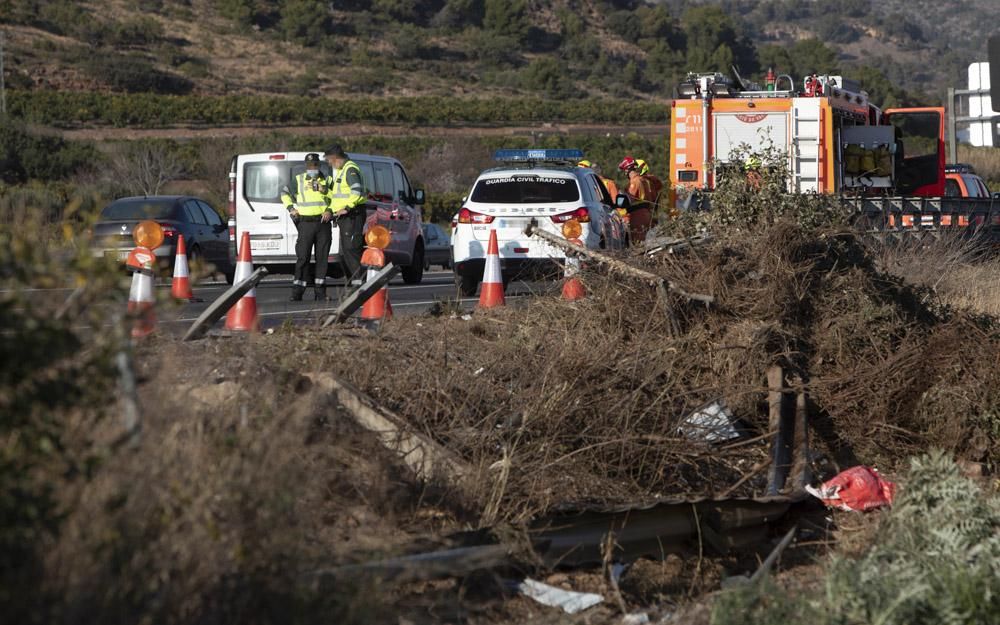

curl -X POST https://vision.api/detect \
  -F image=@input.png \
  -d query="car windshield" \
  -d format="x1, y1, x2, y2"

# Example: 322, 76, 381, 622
471, 175, 579, 203
101, 199, 177, 220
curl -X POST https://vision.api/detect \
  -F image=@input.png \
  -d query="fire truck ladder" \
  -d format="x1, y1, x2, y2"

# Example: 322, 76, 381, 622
791, 100, 822, 193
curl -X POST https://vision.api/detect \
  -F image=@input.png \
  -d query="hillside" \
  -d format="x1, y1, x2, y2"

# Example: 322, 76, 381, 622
2, 0, 996, 111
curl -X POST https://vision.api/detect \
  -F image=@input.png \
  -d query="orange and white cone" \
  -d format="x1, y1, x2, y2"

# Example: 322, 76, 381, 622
561, 239, 586, 301
126, 246, 157, 339
171, 233, 195, 301
478, 229, 505, 308
360, 247, 392, 323
225, 231, 259, 332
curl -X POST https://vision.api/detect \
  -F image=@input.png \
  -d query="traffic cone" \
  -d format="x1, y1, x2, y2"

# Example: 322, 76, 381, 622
478, 229, 505, 308
360, 247, 392, 323
561, 240, 586, 301
127, 251, 157, 339
360, 266, 393, 323
171, 234, 195, 301
225, 231, 259, 332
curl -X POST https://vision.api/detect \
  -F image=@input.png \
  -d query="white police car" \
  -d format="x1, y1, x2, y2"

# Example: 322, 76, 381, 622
451, 149, 627, 296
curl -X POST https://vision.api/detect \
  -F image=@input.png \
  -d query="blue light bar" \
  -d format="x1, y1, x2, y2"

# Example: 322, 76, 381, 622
493, 149, 585, 162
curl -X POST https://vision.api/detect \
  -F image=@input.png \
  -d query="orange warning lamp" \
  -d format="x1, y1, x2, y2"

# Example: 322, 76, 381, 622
133, 220, 164, 249
365, 225, 391, 249
561, 219, 582, 240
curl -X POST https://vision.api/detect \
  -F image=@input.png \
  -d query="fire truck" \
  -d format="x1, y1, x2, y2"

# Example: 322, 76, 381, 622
669, 71, 999, 237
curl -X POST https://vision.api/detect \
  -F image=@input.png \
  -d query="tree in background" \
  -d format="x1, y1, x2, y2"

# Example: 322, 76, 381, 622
483, 0, 529, 44
105, 143, 184, 196
279, 0, 331, 46
681, 5, 757, 75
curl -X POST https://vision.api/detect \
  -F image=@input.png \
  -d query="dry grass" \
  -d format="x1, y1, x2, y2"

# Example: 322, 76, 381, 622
957, 145, 1000, 188
873, 232, 1000, 317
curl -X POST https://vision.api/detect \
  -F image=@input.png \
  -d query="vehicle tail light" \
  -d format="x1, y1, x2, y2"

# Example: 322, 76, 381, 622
458, 207, 494, 224
228, 219, 236, 241
158, 223, 178, 237
551, 207, 591, 223
268, 154, 286, 160
228, 172, 237, 217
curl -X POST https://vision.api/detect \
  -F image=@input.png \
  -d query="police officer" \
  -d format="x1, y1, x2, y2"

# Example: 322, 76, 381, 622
281, 153, 333, 301
323, 145, 367, 285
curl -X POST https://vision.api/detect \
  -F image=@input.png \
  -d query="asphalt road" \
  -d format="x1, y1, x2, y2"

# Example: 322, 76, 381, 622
167, 269, 473, 329
11, 269, 557, 335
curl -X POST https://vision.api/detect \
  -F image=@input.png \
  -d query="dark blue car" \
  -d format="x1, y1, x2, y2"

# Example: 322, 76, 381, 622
91, 195, 235, 282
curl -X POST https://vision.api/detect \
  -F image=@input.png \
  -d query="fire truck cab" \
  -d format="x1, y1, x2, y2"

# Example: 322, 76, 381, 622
670, 72, 945, 207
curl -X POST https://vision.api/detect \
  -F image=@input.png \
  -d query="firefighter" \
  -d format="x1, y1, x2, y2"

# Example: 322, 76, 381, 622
636, 158, 664, 220
577, 160, 619, 207
281, 153, 333, 301
323, 144, 367, 286
618, 156, 654, 243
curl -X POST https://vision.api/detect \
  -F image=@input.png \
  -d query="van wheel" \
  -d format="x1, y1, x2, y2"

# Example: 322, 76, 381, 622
402, 244, 424, 284
457, 273, 478, 297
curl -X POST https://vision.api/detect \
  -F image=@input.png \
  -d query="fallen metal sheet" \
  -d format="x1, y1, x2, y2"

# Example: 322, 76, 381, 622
515, 578, 603, 614
182, 267, 268, 341
678, 400, 742, 444
532, 496, 796, 567
314, 495, 804, 583
321, 263, 400, 326
305, 372, 470, 485
314, 544, 511, 585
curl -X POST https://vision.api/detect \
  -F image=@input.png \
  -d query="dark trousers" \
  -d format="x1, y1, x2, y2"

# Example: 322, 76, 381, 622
338, 209, 366, 283
293, 218, 331, 295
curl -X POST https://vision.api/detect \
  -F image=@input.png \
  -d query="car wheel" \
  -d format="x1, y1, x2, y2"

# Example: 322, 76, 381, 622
457, 273, 478, 297
402, 244, 424, 284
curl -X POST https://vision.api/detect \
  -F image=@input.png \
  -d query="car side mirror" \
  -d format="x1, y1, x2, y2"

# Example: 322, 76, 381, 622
615, 193, 631, 211
414, 189, 425, 205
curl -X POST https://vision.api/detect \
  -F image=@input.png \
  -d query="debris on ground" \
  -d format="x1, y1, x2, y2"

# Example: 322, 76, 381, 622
514, 578, 604, 614
806, 465, 896, 512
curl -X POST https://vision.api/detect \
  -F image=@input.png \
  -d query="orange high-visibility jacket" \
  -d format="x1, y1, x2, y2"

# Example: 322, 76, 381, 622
626, 174, 654, 210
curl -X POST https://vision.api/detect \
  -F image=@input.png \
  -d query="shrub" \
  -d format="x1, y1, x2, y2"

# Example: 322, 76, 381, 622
711, 451, 1000, 625
0, 118, 98, 183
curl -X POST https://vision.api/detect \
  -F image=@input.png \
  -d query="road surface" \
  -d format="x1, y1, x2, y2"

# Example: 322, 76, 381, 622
10, 269, 555, 335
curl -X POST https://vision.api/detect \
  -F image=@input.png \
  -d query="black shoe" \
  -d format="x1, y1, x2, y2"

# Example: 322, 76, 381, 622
289, 288, 304, 301
314, 290, 329, 301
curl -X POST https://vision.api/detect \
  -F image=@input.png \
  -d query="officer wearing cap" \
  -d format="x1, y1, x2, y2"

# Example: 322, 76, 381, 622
323, 144, 367, 285
281, 153, 333, 301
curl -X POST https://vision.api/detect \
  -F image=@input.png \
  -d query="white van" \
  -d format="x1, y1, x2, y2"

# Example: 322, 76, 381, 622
226, 151, 427, 283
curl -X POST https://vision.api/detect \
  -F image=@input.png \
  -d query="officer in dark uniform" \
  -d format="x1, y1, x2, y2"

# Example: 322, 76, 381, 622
323, 145, 367, 285
281, 153, 333, 301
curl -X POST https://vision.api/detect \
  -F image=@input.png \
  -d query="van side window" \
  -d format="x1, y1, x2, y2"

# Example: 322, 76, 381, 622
393, 163, 412, 202
354, 160, 376, 200
944, 178, 961, 197
372, 162, 395, 203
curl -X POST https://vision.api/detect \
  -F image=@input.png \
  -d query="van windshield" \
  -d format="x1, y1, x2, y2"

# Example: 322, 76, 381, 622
471, 175, 579, 203
244, 161, 332, 202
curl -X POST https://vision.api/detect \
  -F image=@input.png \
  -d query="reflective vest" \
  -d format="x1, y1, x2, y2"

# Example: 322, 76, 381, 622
327, 160, 366, 213
281, 172, 329, 216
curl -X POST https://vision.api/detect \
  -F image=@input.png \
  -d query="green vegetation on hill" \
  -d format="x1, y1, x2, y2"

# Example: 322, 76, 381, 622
7, 92, 666, 127
1, 0, 941, 109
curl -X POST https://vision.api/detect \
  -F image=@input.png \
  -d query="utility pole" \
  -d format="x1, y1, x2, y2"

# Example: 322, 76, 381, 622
0, 30, 7, 115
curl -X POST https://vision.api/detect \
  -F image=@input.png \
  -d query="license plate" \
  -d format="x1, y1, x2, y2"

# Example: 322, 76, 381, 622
104, 250, 129, 262
252, 240, 280, 250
